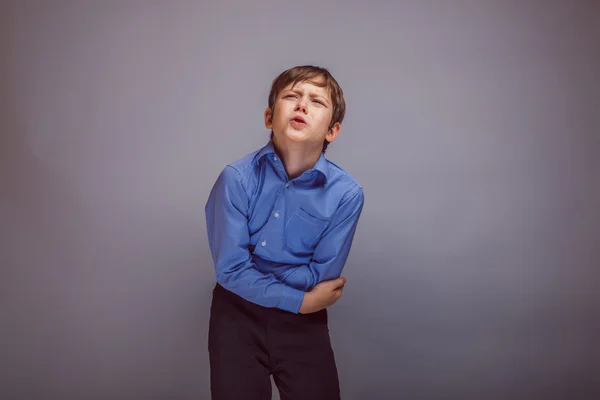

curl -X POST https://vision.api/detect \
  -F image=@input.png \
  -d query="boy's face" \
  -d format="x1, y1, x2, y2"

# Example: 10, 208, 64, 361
264, 79, 340, 150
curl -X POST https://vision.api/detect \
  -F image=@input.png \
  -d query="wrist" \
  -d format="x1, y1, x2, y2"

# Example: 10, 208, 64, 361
299, 291, 315, 314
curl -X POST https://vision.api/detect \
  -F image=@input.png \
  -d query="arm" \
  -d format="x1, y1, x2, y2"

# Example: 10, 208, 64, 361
280, 188, 364, 290
205, 166, 305, 313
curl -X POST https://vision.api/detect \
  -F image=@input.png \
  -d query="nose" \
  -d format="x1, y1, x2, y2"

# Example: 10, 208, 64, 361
294, 96, 308, 113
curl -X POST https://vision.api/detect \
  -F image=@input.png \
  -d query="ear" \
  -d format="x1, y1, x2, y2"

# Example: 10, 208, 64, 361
325, 122, 341, 143
264, 107, 273, 129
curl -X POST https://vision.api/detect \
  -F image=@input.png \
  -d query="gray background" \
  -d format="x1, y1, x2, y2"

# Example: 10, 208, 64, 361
1, 1, 599, 399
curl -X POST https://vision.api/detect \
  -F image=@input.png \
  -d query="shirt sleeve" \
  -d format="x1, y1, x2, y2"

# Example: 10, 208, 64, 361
205, 166, 305, 313
280, 187, 365, 290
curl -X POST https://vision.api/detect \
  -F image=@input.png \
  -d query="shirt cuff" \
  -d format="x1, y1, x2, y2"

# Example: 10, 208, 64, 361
279, 285, 305, 314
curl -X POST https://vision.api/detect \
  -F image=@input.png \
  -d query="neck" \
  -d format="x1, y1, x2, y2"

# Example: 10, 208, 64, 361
273, 138, 322, 180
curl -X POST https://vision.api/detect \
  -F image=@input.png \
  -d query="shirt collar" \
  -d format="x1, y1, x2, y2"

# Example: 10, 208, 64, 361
257, 140, 330, 184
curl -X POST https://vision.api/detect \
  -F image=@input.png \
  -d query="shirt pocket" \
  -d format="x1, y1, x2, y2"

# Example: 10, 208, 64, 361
283, 207, 329, 255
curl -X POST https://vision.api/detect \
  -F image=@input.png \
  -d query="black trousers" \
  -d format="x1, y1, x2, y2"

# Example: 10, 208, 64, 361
208, 283, 341, 400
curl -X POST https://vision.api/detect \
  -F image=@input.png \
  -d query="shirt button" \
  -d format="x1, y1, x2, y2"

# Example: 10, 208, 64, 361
261, 240, 267, 247
273, 156, 278, 161
274, 212, 280, 218
285, 183, 290, 188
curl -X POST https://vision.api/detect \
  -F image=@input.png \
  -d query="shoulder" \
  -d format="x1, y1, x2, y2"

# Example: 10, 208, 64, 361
216, 147, 264, 186
325, 159, 364, 203
227, 148, 262, 176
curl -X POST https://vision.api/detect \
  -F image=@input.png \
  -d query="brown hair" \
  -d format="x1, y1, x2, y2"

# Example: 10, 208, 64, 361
268, 65, 345, 152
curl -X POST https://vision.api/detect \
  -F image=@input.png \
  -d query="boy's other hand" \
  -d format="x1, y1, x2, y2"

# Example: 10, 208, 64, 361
299, 277, 346, 314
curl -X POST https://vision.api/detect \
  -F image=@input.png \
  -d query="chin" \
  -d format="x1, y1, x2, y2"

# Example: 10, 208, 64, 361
286, 133, 309, 143
275, 128, 309, 143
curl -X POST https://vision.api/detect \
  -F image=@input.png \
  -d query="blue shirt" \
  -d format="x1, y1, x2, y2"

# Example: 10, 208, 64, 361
205, 141, 364, 314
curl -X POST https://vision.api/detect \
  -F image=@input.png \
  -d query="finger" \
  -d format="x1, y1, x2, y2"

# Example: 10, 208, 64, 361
317, 280, 336, 290
332, 277, 346, 289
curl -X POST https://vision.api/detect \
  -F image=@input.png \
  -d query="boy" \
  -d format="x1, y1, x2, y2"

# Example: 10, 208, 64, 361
205, 65, 364, 400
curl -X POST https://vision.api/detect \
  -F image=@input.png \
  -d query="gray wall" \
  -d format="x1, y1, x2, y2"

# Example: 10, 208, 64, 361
1, 1, 599, 399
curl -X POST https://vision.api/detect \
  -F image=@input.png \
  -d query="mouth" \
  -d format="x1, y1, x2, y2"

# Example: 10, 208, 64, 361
290, 116, 307, 128
290, 115, 306, 129
291, 116, 306, 123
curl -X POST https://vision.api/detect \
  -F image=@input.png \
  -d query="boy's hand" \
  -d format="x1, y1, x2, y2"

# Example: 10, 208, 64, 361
299, 277, 346, 314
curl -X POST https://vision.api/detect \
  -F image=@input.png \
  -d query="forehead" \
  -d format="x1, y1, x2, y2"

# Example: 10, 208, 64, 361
281, 79, 331, 98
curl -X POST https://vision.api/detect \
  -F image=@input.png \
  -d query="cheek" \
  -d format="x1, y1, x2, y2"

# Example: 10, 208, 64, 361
274, 113, 288, 128
271, 110, 289, 131
273, 104, 289, 123
315, 112, 333, 128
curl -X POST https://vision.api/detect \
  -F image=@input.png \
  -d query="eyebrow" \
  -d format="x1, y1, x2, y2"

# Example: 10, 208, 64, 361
286, 88, 330, 105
